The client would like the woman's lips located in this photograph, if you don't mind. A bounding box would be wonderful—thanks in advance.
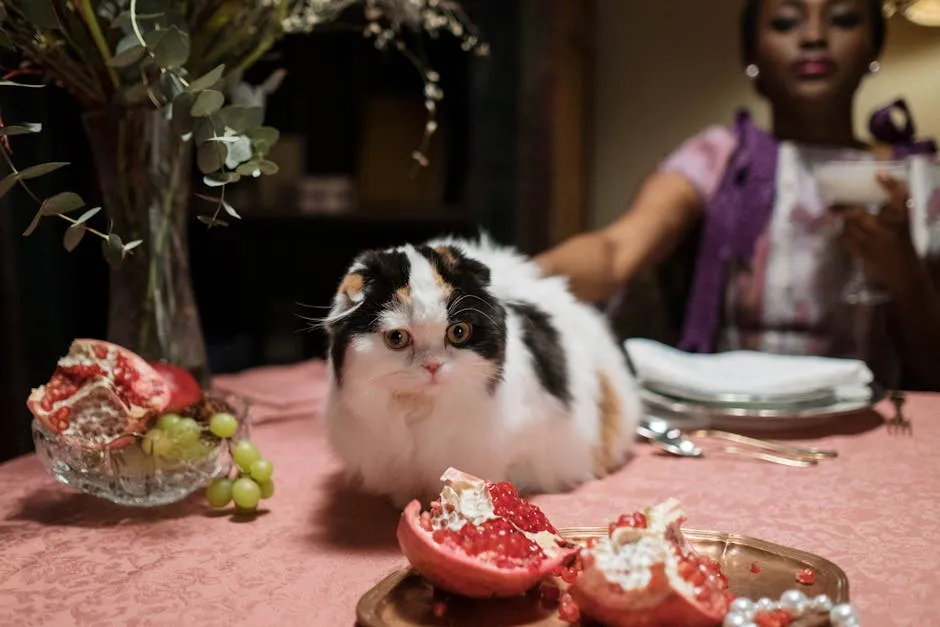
[795,59,836,78]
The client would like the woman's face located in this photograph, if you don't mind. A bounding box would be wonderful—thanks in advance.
[753,0,875,104]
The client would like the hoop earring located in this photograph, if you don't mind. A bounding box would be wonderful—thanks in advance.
[745,64,760,79]
[868,60,881,74]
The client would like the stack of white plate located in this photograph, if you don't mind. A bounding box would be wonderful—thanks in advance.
[625,339,881,431]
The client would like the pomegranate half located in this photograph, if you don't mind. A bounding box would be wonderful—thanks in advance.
[396,468,577,598]
[27,339,171,448]
[568,499,731,627]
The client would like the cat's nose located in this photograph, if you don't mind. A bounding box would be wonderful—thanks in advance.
[423,361,442,375]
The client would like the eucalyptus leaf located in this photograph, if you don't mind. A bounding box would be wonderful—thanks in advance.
[197,214,229,228]
[108,44,146,68]
[191,89,224,117]
[143,29,168,49]
[203,172,240,187]
[222,201,241,219]
[224,136,252,169]
[193,116,221,145]
[63,225,86,252]
[206,136,241,143]
[152,27,189,69]
[188,64,226,94]
[22,212,42,237]
[16,162,69,181]
[219,106,263,133]
[236,161,261,177]
[259,160,280,176]
[120,82,151,105]
[249,126,280,147]
[20,0,60,30]
[172,92,195,136]
[0,81,45,88]
[197,142,227,174]
[123,240,143,252]
[74,206,102,225]
[102,233,126,268]
[0,123,42,136]
[40,192,84,216]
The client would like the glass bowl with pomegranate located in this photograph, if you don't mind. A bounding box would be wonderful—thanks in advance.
[28,339,251,507]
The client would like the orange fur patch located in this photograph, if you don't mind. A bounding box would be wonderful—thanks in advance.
[396,286,411,304]
[338,273,364,301]
[594,372,621,477]
[431,246,456,297]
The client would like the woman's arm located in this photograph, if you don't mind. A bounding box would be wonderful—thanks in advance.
[535,171,705,303]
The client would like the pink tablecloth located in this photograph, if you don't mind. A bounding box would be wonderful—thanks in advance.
[1,360,939,626]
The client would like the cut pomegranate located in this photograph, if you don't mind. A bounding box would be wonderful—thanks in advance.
[27,339,170,448]
[149,361,203,412]
[568,499,731,627]
[396,468,577,598]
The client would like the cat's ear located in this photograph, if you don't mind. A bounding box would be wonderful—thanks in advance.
[434,245,491,286]
[335,272,366,308]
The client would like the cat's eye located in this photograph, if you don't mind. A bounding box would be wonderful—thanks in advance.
[384,329,412,350]
[446,322,472,346]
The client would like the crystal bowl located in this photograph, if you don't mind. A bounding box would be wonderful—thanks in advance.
[31,391,251,507]
[813,159,909,206]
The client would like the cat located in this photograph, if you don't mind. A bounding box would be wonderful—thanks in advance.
[321,234,642,508]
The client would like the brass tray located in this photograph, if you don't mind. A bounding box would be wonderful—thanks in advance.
[356,528,849,627]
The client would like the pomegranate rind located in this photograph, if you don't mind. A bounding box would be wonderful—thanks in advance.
[568,501,729,627]
[397,500,573,598]
[26,339,171,448]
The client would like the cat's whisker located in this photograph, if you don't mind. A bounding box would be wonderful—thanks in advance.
[295,301,334,310]
[449,293,498,315]
[451,307,500,327]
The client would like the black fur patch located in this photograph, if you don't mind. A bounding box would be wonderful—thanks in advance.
[507,301,571,407]
[418,245,507,392]
[328,250,410,385]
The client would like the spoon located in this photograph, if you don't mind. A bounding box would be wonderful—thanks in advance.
[637,417,819,467]
[637,417,703,458]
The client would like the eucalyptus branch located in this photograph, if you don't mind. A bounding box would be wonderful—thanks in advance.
[0,146,109,240]
[77,0,120,90]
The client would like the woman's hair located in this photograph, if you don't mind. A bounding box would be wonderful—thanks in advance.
[739,0,887,67]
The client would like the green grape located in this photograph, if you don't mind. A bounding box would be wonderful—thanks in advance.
[232,477,261,510]
[156,413,182,431]
[141,429,173,457]
[167,417,201,444]
[232,440,261,471]
[249,459,274,483]
[206,478,233,508]
[257,478,275,500]
[209,412,238,439]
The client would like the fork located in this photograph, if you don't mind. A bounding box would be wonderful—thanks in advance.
[885,390,911,435]
[688,429,839,461]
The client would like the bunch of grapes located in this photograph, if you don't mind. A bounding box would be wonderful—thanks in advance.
[141,413,211,461]
[204,412,275,513]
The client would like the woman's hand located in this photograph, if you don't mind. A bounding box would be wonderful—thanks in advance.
[833,172,926,296]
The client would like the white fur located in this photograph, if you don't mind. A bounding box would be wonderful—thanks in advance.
[322,235,642,507]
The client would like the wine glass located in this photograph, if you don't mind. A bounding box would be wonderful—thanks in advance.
[812,159,909,306]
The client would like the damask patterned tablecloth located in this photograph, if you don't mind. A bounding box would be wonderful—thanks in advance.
[1,360,938,626]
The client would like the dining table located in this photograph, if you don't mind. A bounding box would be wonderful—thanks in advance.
[1,358,938,626]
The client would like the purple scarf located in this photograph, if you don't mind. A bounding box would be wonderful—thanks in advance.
[678,99,938,353]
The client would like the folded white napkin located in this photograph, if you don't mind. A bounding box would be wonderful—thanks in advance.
[624,338,873,399]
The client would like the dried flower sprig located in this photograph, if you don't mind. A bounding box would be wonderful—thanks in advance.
[0,0,485,267]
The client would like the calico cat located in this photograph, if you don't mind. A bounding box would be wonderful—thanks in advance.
[321,235,641,507]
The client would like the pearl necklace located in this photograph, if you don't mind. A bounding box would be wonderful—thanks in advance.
[723,589,860,626]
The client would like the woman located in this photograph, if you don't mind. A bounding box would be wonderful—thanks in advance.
[536,0,940,391]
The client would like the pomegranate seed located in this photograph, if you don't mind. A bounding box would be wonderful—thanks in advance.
[751,562,761,574]
[557,593,580,623]
[431,600,447,618]
[689,569,706,586]
[795,568,816,585]
[560,566,578,584]
[40,398,53,411]
[678,560,696,579]
[93,345,108,359]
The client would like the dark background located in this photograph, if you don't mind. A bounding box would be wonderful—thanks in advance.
[0,1,593,463]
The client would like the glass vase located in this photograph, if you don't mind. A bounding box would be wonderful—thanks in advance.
[82,107,209,387]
